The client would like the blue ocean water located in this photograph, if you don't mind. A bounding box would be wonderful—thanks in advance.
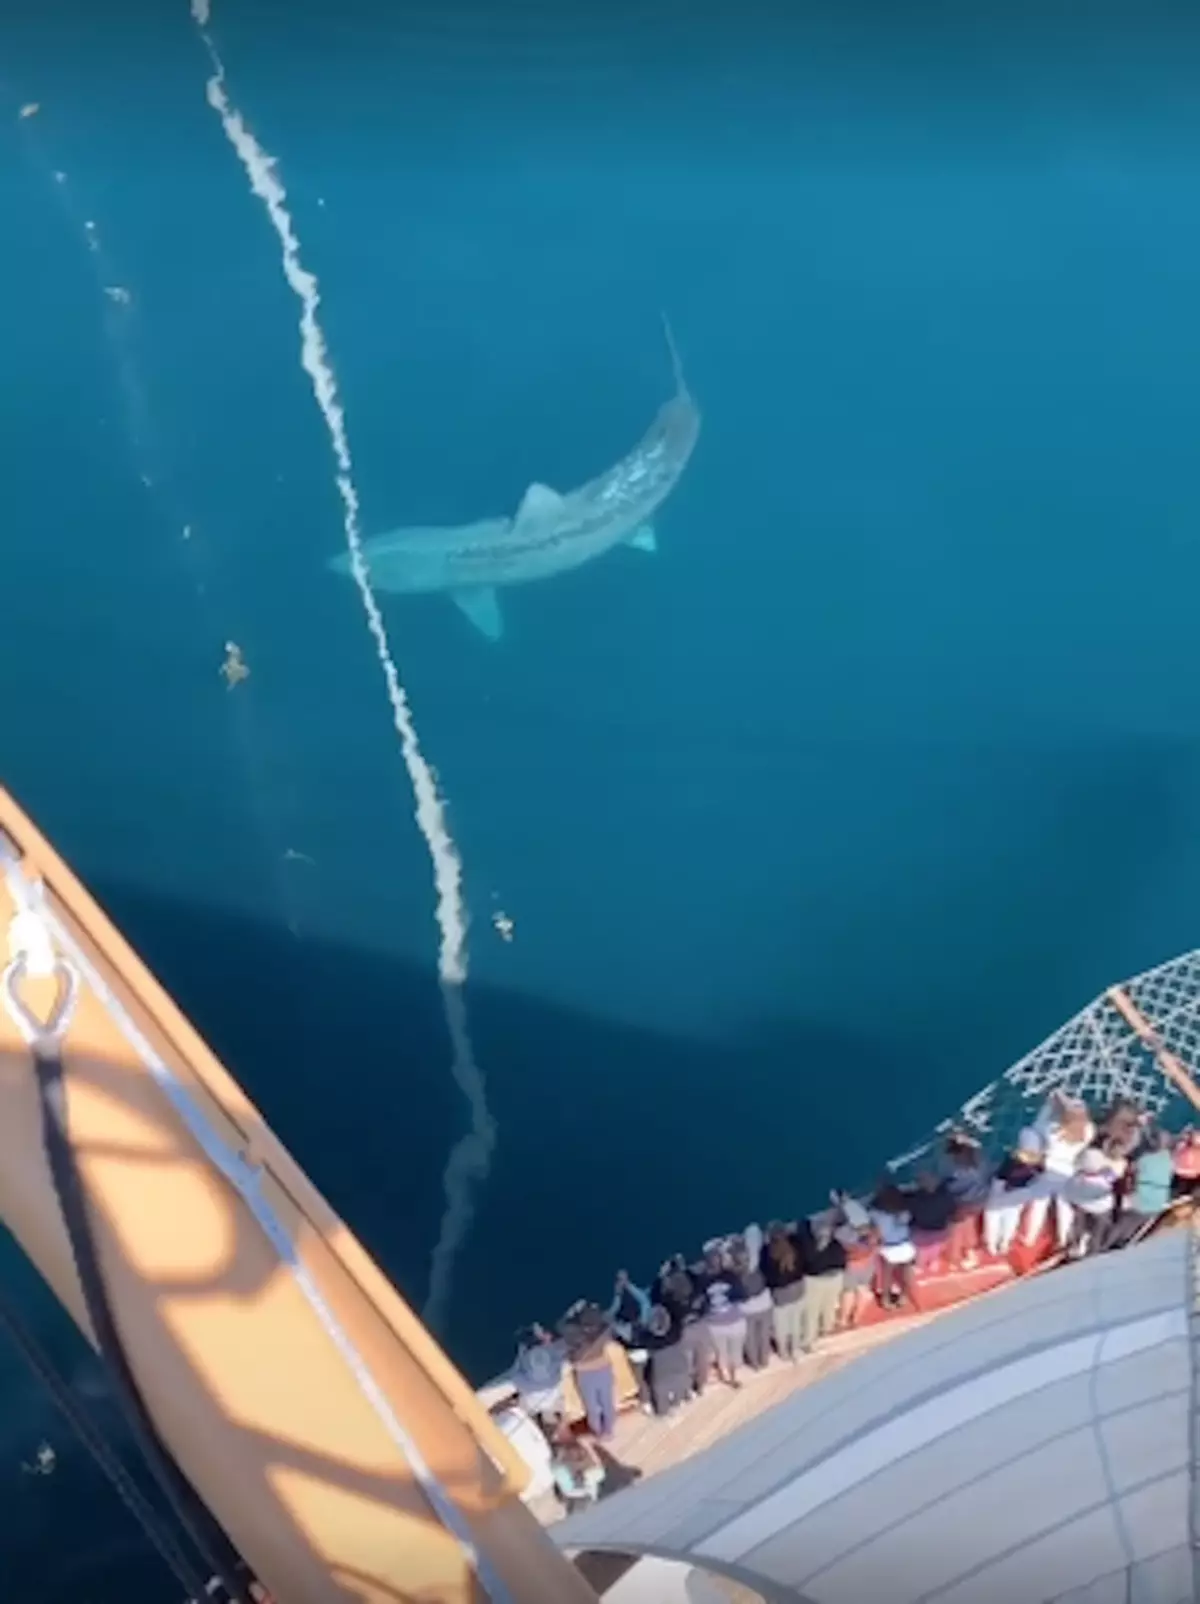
[4,1,1200,1595]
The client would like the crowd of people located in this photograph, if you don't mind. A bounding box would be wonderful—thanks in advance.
[508,1092,1200,1511]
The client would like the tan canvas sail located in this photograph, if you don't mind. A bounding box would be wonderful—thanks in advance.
[0,787,595,1604]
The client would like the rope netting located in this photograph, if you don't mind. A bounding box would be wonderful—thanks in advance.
[885,950,1200,1182]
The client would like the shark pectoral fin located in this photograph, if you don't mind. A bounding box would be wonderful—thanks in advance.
[451,586,504,641]
[627,522,657,554]
[515,481,564,527]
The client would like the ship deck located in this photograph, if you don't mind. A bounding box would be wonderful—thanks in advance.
[525,1311,936,1528]
[520,1276,1019,1531]
[508,1229,1183,1531]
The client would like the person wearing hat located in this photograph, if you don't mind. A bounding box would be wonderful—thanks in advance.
[983,1128,1044,1257]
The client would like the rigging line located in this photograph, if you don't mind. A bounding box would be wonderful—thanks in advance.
[0,850,515,1604]
[0,954,251,1604]
[0,1280,212,1600]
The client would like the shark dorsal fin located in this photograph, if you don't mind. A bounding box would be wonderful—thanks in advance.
[515,481,563,527]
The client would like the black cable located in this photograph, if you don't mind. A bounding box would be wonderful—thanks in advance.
[32,1035,252,1604]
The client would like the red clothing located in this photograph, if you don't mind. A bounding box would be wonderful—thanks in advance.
[1173,1138,1200,1180]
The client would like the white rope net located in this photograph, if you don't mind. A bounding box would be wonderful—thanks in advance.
[886,949,1200,1180]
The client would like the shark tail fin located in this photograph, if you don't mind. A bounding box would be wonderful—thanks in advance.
[660,311,687,398]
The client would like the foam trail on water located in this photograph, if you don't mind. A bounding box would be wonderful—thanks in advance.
[189,0,492,1329]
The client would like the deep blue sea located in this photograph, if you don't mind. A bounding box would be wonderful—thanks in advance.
[4,1,1200,1596]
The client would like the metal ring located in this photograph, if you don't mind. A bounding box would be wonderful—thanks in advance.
[2,955,79,1048]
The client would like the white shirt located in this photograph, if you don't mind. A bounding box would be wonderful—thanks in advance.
[1063,1173,1115,1215]
[1035,1103,1095,1177]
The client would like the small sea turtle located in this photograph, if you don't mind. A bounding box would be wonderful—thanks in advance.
[220,641,249,689]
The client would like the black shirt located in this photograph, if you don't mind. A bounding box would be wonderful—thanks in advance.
[636,1306,684,1351]
[659,1269,709,1326]
[761,1235,806,1290]
[738,1265,768,1300]
[799,1223,848,1277]
[905,1183,956,1232]
[996,1154,1041,1191]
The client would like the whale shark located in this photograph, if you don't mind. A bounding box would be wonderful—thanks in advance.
[328,319,700,640]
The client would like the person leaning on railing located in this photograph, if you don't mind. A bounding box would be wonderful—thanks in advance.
[605,1270,654,1413]
[831,1196,875,1330]
[509,1322,568,1431]
[654,1258,716,1398]
[560,1303,619,1441]
[1023,1094,1096,1249]
[870,1184,917,1311]
[605,1270,651,1340]
[1098,1098,1144,1162]
[1061,1147,1118,1258]
[797,1214,847,1352]
[731,1239,775,1372]
[760,1222,808,1361]
[942,1132,990,1269]
[1171,1127,1200,1200]
[1105,1128,1176,1248]
[982,1129,1045,1257]
[638,1302,690,1416]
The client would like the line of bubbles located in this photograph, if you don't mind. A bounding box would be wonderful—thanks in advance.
[188,0,494,1329]
[10,98,307,939]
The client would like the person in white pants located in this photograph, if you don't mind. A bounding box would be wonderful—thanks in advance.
[1022,1093,1095,1248]
[983,1128,1045,1256]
